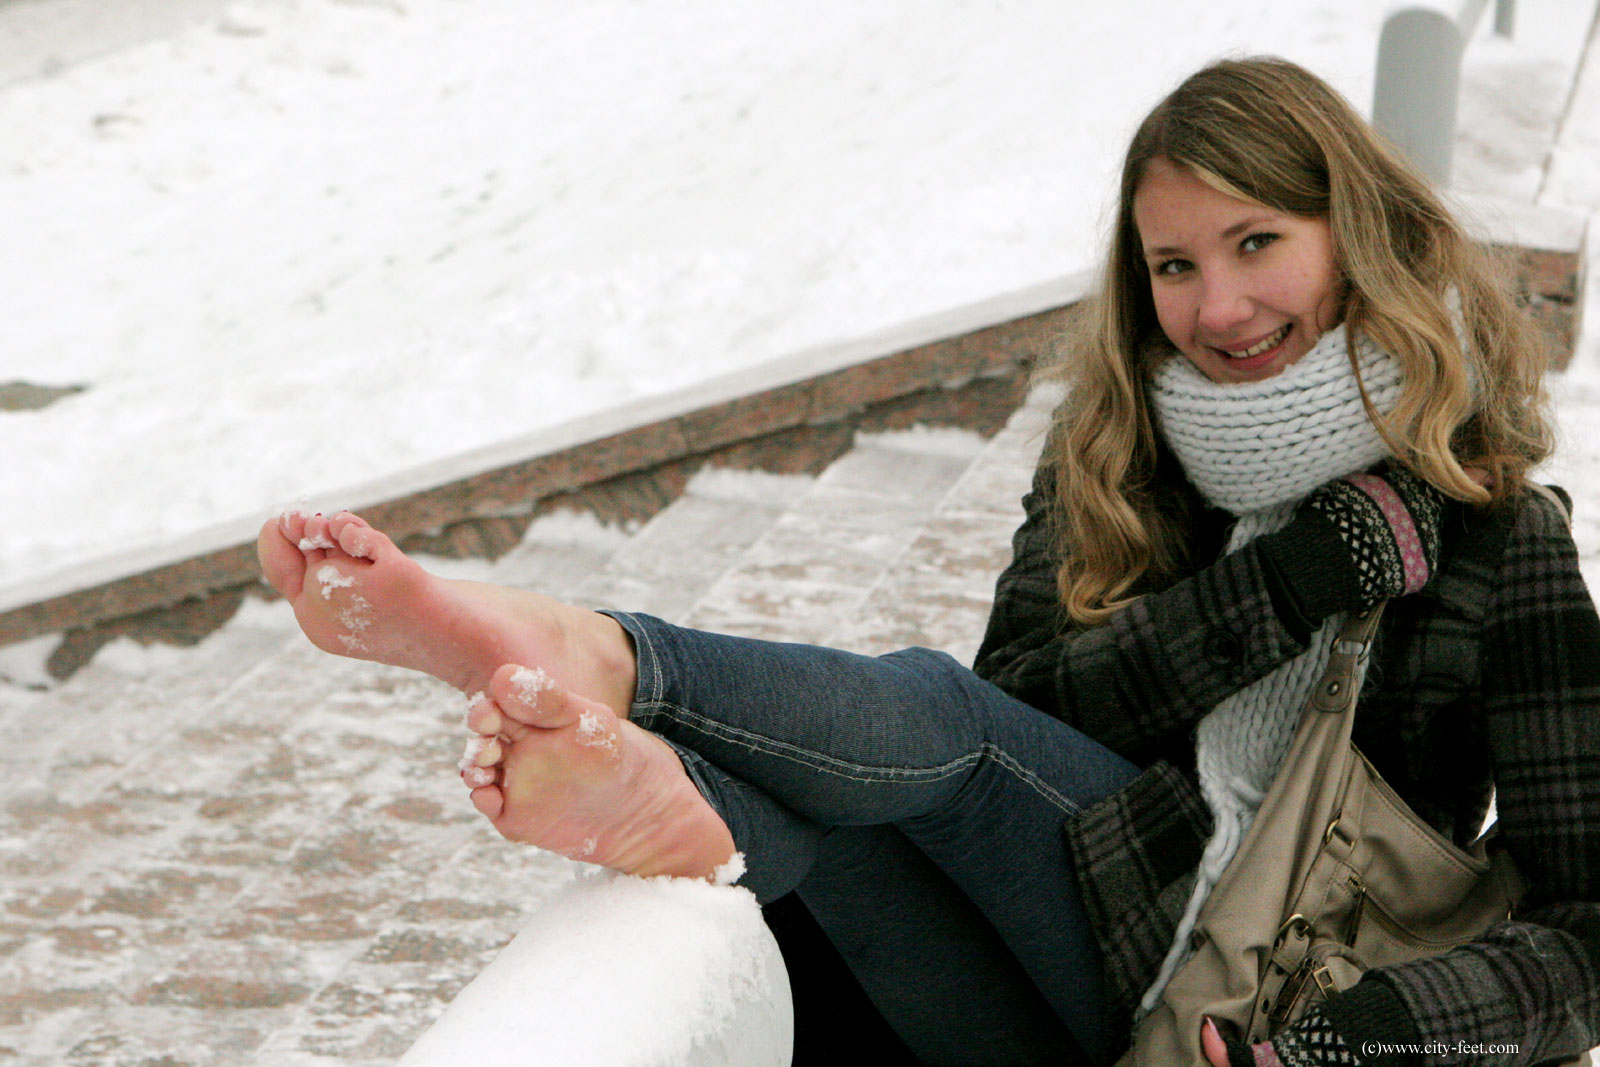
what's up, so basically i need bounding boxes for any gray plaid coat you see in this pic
[973,462,1600,1067]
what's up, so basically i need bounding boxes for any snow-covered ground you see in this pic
[2,0,1596,605]
[1,6,1597,1061]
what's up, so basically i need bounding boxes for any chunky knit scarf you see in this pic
[1138,325,1405,1014]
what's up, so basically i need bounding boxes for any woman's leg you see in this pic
[676,748,1092,1066]
[261,510,1127,1060]
[794,825,1087,1066]
[609,612,1137,1065]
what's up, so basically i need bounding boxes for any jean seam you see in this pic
[659,737,718,805]
[605,611,666,719]
[640,699,1083,818]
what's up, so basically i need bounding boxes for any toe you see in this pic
[464,694,503,736]
[257,518,307,600]
[278,505,310,543]
[328,512,379,559]
[461,762,498,789]
[489,663,569,727]
[470,785,505,819]
[459,733,503,771]
[299,514,336,554]
[328,511,404,565]
[466,695,537,744]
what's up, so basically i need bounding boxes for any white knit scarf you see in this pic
[1137,325,1404,1014]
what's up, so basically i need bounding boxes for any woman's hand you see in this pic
[1202,1016,1283,1067]
[1201,1005,1361,1066]
[1200,1017,1234,1066]
[1308,460,1446,604]
[1259,459,1448,625]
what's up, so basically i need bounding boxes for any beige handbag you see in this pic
[1119,606,1529,1066]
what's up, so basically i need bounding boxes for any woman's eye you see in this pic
[1241,232,1280,253]
[1153,258,1191,277]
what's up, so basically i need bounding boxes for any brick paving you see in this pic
[0,385,1057,1065]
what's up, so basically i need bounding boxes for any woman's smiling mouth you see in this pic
[1220,323,1291,359]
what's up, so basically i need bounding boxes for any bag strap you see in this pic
[1308,606,1386,714]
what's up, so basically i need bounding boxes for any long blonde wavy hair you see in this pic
[1051,56,1554,625]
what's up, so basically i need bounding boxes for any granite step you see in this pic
[0,390,1054,1065]
[680,381,1055,658]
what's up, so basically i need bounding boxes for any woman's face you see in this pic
[1132,158,1343,384]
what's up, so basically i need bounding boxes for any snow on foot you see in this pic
[465,663,737,883]
[255,509,579,697]
[256,508,414,661]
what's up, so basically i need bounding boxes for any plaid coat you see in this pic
[973,461,1600,1067]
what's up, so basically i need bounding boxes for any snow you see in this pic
[3,2,1600,1061]
[313,562,354,596]
[575,710,619,753]
[510,665,553,704]
[458,732,496,773]
[391,868,789,1067]
[4,0,1596,600]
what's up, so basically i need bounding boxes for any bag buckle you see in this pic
[1275,914,1314,945]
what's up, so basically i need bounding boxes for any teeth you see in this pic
[1225,324,1290,359]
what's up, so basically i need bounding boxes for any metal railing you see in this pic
[1371,0,1516,185]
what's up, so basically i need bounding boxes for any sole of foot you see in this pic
[464,663,738,883]
[255,508,636,706]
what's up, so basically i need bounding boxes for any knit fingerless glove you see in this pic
[1258,461,1445,629]
[1215,1005,1363,1067]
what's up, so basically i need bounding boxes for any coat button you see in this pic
[1204,628,1243,665]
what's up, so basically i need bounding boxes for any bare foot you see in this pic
[256,508,636,709]
[462,663,738,881]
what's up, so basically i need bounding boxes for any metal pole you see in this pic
[1494,0,1515,37]
[1372,7,1465,185]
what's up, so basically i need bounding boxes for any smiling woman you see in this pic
[259,55,1596,1067]
[1133,159,1343,384]
[1032,55,1587,1067]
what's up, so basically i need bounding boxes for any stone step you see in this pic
[0,390,1053,1064]
[574,468,817,623]
[826,381,1057,663]
[683,382,1057,657]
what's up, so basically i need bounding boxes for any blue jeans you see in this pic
[606,612,1140,1067]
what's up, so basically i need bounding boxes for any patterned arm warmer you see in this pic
[1217,1005,1365,1067]
[1257,462,1445,624]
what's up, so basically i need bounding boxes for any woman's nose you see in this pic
[1196,271,1253,333]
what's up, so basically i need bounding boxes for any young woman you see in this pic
[258,57,1600,1067]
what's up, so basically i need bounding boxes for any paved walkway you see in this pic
[0,382,1054,1065]
[15,368,1600,1065]
[4,6,1599,1060]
